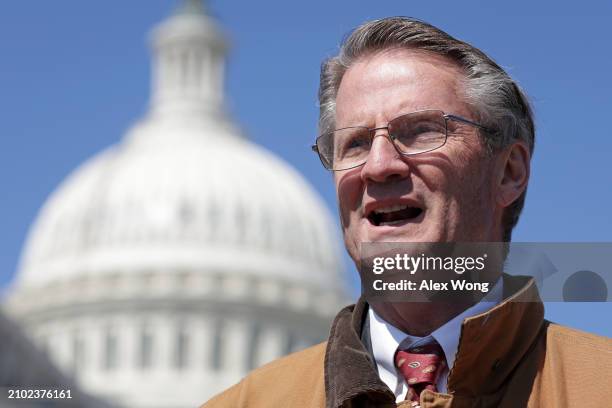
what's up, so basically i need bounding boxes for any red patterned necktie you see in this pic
[394,340,446,404]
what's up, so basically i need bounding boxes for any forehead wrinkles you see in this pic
[335,48,470,125]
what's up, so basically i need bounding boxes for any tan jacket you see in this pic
[203,276,612,407]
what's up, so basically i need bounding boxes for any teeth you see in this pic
[374,204,408,214]
[379,220,406,226]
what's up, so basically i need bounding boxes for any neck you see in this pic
[370,300,474,337]
[369,269,502,336]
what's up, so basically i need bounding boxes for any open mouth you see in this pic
[367,204,424,227]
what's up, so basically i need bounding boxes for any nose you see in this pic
[360,130,411,184]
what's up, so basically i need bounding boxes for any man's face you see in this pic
[334,48,501,262]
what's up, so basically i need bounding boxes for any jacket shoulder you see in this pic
[546,321,612,352]
[529,322,612,407]
[201,342,327,408]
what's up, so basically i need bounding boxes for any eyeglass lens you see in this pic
[319,110,447,170]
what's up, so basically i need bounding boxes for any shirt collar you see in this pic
[369,277,504,387]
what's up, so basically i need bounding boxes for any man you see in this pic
[203,17,611,407]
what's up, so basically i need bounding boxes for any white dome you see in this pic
[14,2,344,292]
[16,114,343,290]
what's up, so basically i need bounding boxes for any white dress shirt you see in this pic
[368,278,503,402]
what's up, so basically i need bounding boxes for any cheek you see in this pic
[420,148,491,208]
[449,153,497,214]
[335,170,363,228]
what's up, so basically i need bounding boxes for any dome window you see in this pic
[138,327,154,370]
[210,319,224,371]
[102,328,118,371]
[174,325,189,370]
[72,333,84,375]
[246,323,261,371]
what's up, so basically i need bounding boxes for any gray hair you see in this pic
[319,17,535,242]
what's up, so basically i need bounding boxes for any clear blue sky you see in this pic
[1,1,610,336]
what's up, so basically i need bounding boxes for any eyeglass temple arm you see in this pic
[444,114,495,134]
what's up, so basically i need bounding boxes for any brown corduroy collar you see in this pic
[323,274,546,408]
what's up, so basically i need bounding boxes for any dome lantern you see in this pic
[176,0,206,15]
[149,0,227,119]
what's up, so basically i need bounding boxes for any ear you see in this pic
[496,142,530,208]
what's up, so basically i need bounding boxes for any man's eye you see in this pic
[335,132,370,159]
[346,136,369,148]
[412,123,443,135]
[396,122,444,140]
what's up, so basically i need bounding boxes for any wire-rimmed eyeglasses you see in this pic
[311,109,492,171]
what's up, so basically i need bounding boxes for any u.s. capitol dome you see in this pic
[5,1,347,407]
